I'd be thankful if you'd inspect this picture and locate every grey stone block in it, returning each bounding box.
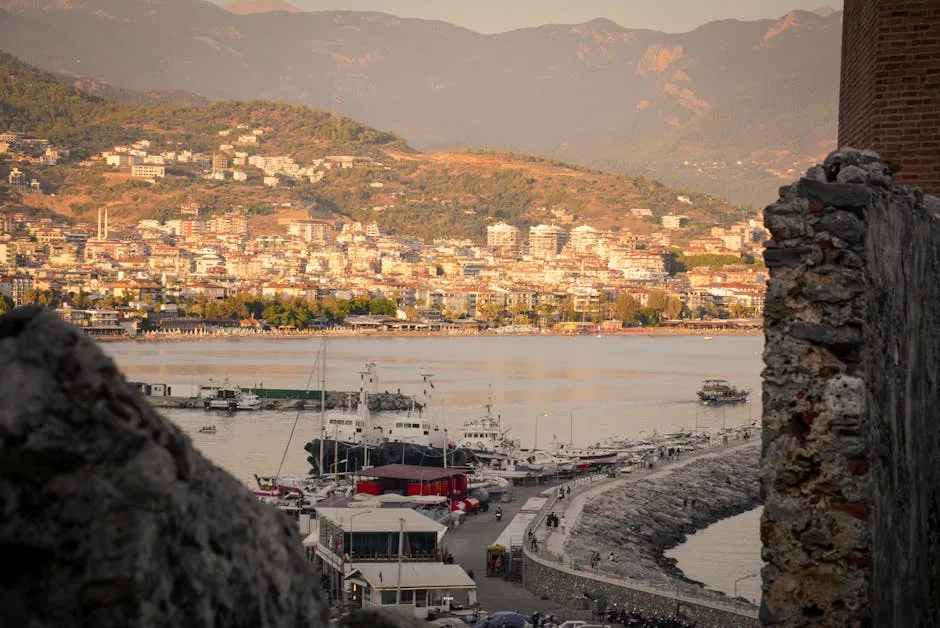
[0,307,327,628]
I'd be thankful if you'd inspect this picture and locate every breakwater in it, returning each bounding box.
[569,441,760,591]
[524,439,761,627]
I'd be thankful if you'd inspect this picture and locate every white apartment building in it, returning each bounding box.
[528,224,568,259]
[568,225,601,254]
[288,219,332,244]
[661,214,688,229]
[486,222,520,254]
[131,165,166,179]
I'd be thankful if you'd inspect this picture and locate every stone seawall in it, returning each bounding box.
[568,442,760,591]
[524,554,759,628]
[761,148,940,626]
[523,441,761,627]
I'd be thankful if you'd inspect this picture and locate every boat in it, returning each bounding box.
[200,379,262,412]
[697,379,750,404]
[455,387,520,457]
[198,425,217,433]
[551,443,619,468]
[304,365,478,476]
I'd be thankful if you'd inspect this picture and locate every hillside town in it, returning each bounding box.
[1,129,767,337]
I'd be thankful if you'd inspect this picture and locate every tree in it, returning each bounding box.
[663,296,685,320]
[635,307,662,327]
[647,290,669,313]
[613,293,640,324]
[22,288,60,308]
[477,302,504,325]
[557,298,576,323]
[0,294,14,314]
[72,289,92,309]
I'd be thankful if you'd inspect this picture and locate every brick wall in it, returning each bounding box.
[838,0,940,194]
[838,0,878,149]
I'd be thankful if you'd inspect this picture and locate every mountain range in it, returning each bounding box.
[0,0,842,205]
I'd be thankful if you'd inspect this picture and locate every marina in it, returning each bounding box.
[103,334,763,624]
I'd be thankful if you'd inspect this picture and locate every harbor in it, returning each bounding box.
[105,334,764,625]
[250,422,758,626]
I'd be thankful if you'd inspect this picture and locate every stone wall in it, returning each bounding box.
[760,148,940,626]
[0,308,329,628]
[524,554,759,628]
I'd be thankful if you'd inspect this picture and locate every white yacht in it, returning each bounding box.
[551,441,619,468]
[200,380,262,412]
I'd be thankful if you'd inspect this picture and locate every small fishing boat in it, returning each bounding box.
[198,425,217,433]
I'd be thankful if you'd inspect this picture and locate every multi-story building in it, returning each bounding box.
[486,222,520,254]
[661,214,688,229]
[288,219,332,244]
[207,212,248,238]
[568,225,602,255]
[131,165,166,179]
[0,273,34,305]
[212,153,230,170]
[528,224,568,259]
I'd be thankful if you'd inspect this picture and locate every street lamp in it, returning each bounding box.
[734,573,759,599]
[347,510,371,565]
[535,412,548,450]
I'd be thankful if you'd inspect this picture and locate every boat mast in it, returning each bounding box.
[319,338,326,477]
[360,366,371,469]
[442,394,447,469]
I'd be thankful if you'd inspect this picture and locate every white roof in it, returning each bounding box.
[315,507,447,535]
[349,562,475,590]
[493,512,536,548]
[351,493,449,505]
[521,497,548,512]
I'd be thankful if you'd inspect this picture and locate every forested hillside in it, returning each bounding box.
[1,53,752,242]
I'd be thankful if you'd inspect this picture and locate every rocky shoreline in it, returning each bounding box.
[566,441,761,595]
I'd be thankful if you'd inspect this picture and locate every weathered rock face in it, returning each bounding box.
[761,147,940,627]
[0,308,328,628]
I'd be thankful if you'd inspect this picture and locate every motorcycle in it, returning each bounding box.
[495,509,503,521]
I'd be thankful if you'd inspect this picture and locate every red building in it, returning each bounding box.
[356,464,469,503]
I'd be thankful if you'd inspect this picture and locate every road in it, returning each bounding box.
[445,481,566,616]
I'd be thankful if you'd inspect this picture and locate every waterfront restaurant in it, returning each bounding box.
[307,506,448,606]
[346,562,477,619]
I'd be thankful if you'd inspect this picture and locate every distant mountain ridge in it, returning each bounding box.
[0,0,842,205]
[224,0,299,15]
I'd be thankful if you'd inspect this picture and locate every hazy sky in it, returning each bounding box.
[218,0,843,33]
